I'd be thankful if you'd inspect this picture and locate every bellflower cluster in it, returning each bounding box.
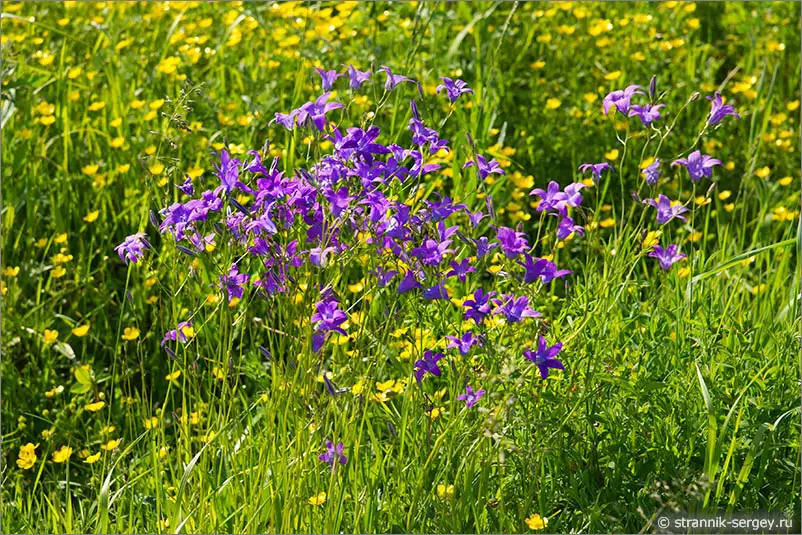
[128,65,577,407]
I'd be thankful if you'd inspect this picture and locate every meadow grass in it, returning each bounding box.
[1,2,800,533]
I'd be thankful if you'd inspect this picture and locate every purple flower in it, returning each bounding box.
[474,236,498,259]
[628,103,665,126]
[347,64,371,90]
[642,159,661,185]
[649,244,687,270]
[463,288,497,323]
[496,226,529,259]
[457,385,486,408]
[311,293,347,352]
[213,149,250,196]
[518,254,571,284]
[422,282,450,301]
[319,440,347,468]
[445,331,480,355]
[436,77,473,102]
[562,182,586,209]
[530,181,568,213]
[524,336,565,379]
[492,294,542,323]
[556,216,584,241]
[411,238,455,266]
[603,84,644,116]
[671,150,722,182]
[315,67,344,91]
[218,263,249,302]
[414,350,445,383]
[296,92,343,132]
[275,110,298,130]
[115,232,151,265]
[398,270,422,294]
[446,258,476,283]
[177,177,194,196]
[380,66,414,91]
[372,266,398,287]
[463,154,505,180]
[646,194,689,225]
[578,162,613,183]
[161,321,193,347]
[706,91,740,126]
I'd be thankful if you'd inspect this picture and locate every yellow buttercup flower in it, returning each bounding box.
[52,445,73,464]
[72,324,90,337]
[16,443,38,470]
[43,329,59,344]
[545,98,561,110]
[308,491,327,505]
[525,514,549,530]
[85,452,101,464]
[83,210,99,223]
[122,327,140,341]
[165,370,181,381]
[85,401,105,412]
[101,439,121,451]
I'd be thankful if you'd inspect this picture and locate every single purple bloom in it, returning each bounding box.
[496,226,529,259]
[446,258,476,283]
[414,350,445,384]
[275,110,298,130]
[466,209,488,227]
[518,254,571,284]
[218,263,249,302]
[649,244,687,270]
[603,84,644,116]
[213,149,247,195]
[530,181,568,213]
[646,194,689,225]
[311,295,347,353]
[524,336,565,379]
[160,320,193,347]
[177,176,194,196]
[347,64,371,90]
[445,331,480,356]
[115,232,151,265]
[556,216,585,241]
[642,159,661,185]
[628,103,665,126]
[309,246,336,267]
[319,440,347,467]
[706,91,740,126]
[372,266,398,288]
[474,236,498,259]
[578,162,613,183]
[315,68,344,91]
[649,75,658,100]
[422,282,450,301]
[457,385,486,409]
[463,288,497,323]
[380,66,414,91]
[296,92,344,132]
[398,270,422,294]
[671,150,722,182]
[562,182,587,209]
[436,77,473,102]
[492,294,542,323]
[411,238,454,266]
[463,154,505,180]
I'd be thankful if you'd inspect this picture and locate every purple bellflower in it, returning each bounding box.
[672,150,722,182]
[457,385,486,408]
[649,244,687,270]
[524,336,565,379]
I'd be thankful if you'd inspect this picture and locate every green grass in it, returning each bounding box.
[1,1,800,533]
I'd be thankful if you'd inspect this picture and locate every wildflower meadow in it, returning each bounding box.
[1,2,800,533]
